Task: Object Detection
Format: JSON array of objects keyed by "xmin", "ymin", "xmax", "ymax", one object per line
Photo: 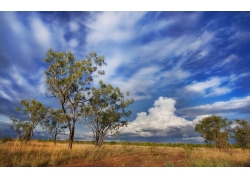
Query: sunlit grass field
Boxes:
[{"xmin": 0, "ymin": 140, "xmax": 250, "ymax": 167}]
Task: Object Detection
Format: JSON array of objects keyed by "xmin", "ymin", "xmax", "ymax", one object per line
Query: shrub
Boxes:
[
  {"xmin": 1, "ymin": 137, "xmax": 13, "ymax": 143},
  {"xmin": 109, "ymin": 141, "xmax": 116, "ymax": 145}
]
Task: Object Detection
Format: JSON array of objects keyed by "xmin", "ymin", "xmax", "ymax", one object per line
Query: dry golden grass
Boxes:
[{"xmin": 0, "ymin": 140, "xmax": 250, "ymax": 167}]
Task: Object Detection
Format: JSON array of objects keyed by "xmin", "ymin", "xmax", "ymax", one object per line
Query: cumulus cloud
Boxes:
[
  {"xmin": 121, "ymin": 97, "xmax": 204, "ymax": 139},
  {"xmin": 179, "ymin": 96, "xmax": 250, "ymax": 118}
]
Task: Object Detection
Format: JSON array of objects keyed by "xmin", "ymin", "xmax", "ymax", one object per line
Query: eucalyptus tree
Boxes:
[
  {"xmin": 9, "ymin": 118, "xmax": 31, "ymax": 141},
  {"xmin": 44, "ymin": 49, "xmax": 106, "ymax": 149},
  {"xmin": 195, "ymin": 115, "xmax": 232, "ymax": 149},
  {"xmin": 231, "ymin": 119, "xmax": 250, "ymax": 149},
  {"xmin": 9, "ymin": 99, "xmax": 48, "ymax": 141},
  {"xmin": 82, "ymin": 80, "xmax": 134, "ymax": 148},
  {"xmin": 41, "ymin": 109, "xmax": 67, "ymax": 145}
]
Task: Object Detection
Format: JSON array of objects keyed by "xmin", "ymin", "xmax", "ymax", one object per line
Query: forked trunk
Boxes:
[
  {"xmin": 94, "ymin": 132, "xmax": 104, "ymax": 148},
  {"xmin": 95, "ymin": 133, "xmax": 99, "ymax": 148}
]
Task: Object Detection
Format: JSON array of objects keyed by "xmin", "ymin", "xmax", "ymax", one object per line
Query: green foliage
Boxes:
[
  {"xmin": 9, "ymin": 99, "xmax": 48, "ymax": 142},
  {"xmin": 44, "ymin": 49, "xmax": 106, "ymax": 149},
  {"xmin": 195, "ymin": 115, "xmax": 231, "ymax": 149},
  {"xmin": 82, "ymin": 80, "xmax": 134, "ymax": 148},
  {"xmin": 230, "ymin": 119, "xmax": 250, "ymax": 149},
  {"xmin": 1, "ymin": 136, "xmax": 13, "ymax": 143},
  {"xmin": 109, "ymin": 141, "xmax": 116, "ymax": 145},
  {"xmin": 41, "ymin": 108, "xmax": 67, "ymax": 145}
]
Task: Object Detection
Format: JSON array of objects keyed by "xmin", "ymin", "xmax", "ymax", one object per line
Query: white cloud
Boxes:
[
  {"xmin": 0, "ymin": 89, "xmax": 13, "ymax": 102},
  {"xmin": 11, "ymin": 66, "xmax": 29, "ymax": 86},
  {"xmin": 30, "ymin": 16, "xmax": 51, "ymax": 49},
  {"xmin": 32, "ymin": 68, "xmax": 47, "ymax": 95},
  {"xmin": 69, "ymin": 21, "xmax": 80, "ymax": 32},
  {"xmin": 85, "ymin": 12, "xmax": 146, "ymax": 46},
  {"xmin": 0, "ymin": 77, "xmax": 11, "ymax": 86},
  {"xmin": 189, "ymin": 31, "xmax": 215, "ymax": 51},
  {"xmin": 215, "ymin": 54, "xmax": 238, "ymax": 68},
  {"xmin": 223, "ymin": 54, "xmax": 238, "ymax": 64},
  {"xmin": 121, "ymin": 95, "xmax": 250, "ymax": 140},
  {"xmin": 192, "ymin": 115, "xmax": 212, "ymax": 124},
  {"xmin": 179, "ymin": 96, "xmax": 250, "ymax": 118},
  {"xmin": 228, "ymin": 72, "xmax": 250, "ymax": 84},
  {"xmin": 0, "ymin": 114, "xmax": 11, "ymax": 123},
  {"xmin": 82, "ymin": 12, "xmax": 219, "ymax": 102},
  {"xmin": 104, "ymin": 66, "xmax": 161, "ymax": 100},
  {"xmin": 183, "ymin": 76, "xmax": 232, "ymax": 97},
  {"xmin": 121, "ymin": 97, "xmax": 199, "ymax": 137},
  {"xmin": 160, "ymin": 69, "xmax": 190, "ymax": 86},
  {"xmin": 69, "ymin": 38, "xmax": 79, "ymax": 48},
  {"xmin": 4, "ymin": 12, "xmax": 25, "ymax": 35}
]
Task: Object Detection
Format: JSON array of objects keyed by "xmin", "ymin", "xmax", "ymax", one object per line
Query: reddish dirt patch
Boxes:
[{"xmin": 63, "ymin": 151, "xmax": 187, "ymax": 167}]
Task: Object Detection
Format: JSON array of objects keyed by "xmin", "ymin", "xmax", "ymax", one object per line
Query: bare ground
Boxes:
[{"xmin": 64, "ymin": 150, "xmax": 186, "ymax": 167}]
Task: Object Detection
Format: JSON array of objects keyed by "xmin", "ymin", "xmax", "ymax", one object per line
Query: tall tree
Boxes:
[
  {"xmin": 231, "ymin": 119, "xmax": 250, "ymax": 149},
  {"xmin": 41, "ymin": 109, "xmax": 67, "ymax": 145},
  {"xmin": 195, "ymin": 115, "xmax": 231, "ymax": 149},
  {"xmin": 10, "ymin": 99, "xmax": 48, "ymax": 141},
  {"xmin": 44, "ymin": 49, "xmax": 106, "ymax": 149},
  {"xmin": 82, "ymin": 80, "xmax": 134, "ymax": 148}
]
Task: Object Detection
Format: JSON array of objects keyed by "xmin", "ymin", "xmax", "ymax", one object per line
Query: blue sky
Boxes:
[{"xmin": 0, "ymin": 11, "xmax": 250, "ymax": 143}]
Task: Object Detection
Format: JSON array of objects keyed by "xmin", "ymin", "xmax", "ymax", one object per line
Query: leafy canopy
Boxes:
[
  {"xmin": 230, "ymin": 119, "xmax": 250, "ymax": 149},
  {"xmin": 195, "ymin": 115, "xmax": 231, "ymax": 148},
  {"xmin": 82, "ymin": 80, "xmax": 134, "ymax": 147}
]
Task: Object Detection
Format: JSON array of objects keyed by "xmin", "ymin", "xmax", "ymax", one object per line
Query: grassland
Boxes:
[{"xmin": 0, "ymin": 140, "xmax": 250, "ymax": 167}]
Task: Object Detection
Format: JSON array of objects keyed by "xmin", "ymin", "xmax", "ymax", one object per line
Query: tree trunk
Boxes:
[
  {"xmin": 68, "ymin": 122, "xmax": 75, "ymax": 150},
  {"xmin": 95, "ymin": 132, "xmax": 99, "ymax": 148},
  {"xmin": 98, "ymin": 135, "xmax": 104, "ymax": 148},
  {"xmin": 95, "ymin": 133, "xmax": 104, "ymax": 148},
  {"xmin": 54, "ymin": 134, "xmax": 57, "ymax": 146}
]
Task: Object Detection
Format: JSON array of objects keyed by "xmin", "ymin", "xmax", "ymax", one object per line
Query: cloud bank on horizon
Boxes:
[{"xmin": 0, "ymin": 12, "xmax": 250, "ymax": 143}]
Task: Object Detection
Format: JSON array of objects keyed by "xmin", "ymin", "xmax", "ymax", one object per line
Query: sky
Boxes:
[{"xmin": 0, "ymin": 11, "xmax": 250, "ymax": 144}]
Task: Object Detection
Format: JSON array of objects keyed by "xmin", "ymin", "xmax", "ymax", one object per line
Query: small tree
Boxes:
[
  {"xmin": 9, "ymin": 118, "xmax": 32, "ymax": 142},
  {"xmin": 41, "ymin": 109, "xmax": 67, "ymax": 145},
  {"xmin": 44, "ymin": 49, "xmax": 106, "ymax": 149},
  {"xmin": 82, "ymin": 80, "xmax": 134, "ymax": 148},
  {"xmin": 195, "ymin": 115, "xmax": 231, "ymax": 149},
  {"xmin": 10, "ymin": 99, "xmax": 48, "ymax": 142},
  {"xmin": 230, "ymin": 119, "xmax": 250, "ymax": 149}
]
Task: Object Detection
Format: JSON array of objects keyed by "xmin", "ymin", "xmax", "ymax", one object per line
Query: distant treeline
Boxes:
[{"xmin": 1, "ymin": 138, "xmax": 249, "ymax": 149}]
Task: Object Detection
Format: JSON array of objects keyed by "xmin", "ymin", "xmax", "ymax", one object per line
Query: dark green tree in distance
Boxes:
[
  {"xmin": 231, "ymin": 119, "xmax": 250, "ymax": 149},
  {"xmin": 195, "ymin": 115, "xmax": 232, "ymax": 149},
  {"xmin": 44, "ymin": 49, "xmax": 106, "ymax": 149},
  {"xmin": 9, "ymin": 99, "xmax": 48, "ymax": 142},
  {"xmin": 82, "ymin": 80, "xmax": 134, "ymax": 148},
  {"xmin": 41, "ymin": 109, "xmax": 67, "ymax": 145}
]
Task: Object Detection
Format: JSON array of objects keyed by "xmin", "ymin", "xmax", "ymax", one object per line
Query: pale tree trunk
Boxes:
[{"xmin": 95, "ymin": 132, "xmax": 105, "ymax": 148}]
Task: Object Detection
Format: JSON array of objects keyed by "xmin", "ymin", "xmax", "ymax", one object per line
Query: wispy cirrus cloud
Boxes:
[
  {"xmin": 179, "ymin": 96, "xmax": 250, "ymax": 118},
  {"xmin": 84, "ymin": 12, "xmax": 146, "ymax": 46},
  {"xmin": 183, "ymin": 76, "xmax": 231, "ymax": 97}
]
